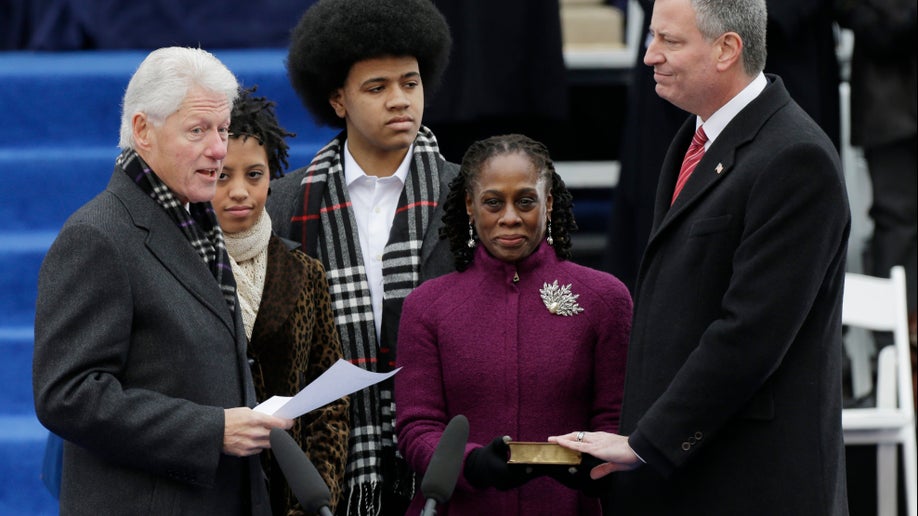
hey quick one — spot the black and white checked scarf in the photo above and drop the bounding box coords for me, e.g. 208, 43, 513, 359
290, 127, 443, 515
117, 148, 237, 314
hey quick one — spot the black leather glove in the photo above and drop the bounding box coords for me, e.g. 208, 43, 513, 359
547, 453, 611, 497
464, 436, 537, 490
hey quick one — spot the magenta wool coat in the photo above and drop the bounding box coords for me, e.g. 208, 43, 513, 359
395, 243, 633, 515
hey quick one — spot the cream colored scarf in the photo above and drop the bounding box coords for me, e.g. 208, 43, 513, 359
223, 209, 272, 340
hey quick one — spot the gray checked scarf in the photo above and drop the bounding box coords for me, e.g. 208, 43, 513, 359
289, 126, 444, 515
117, 148, 236, 314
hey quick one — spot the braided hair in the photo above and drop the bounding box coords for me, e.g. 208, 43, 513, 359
441, 134, 577, 271
229, 86, 295, 179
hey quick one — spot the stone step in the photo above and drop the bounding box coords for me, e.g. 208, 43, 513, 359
561, 4, 625, 49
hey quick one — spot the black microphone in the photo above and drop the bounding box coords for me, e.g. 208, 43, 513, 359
269, 427, 334, 516
420, 414, 470, 516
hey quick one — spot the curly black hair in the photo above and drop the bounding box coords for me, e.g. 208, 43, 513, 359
229, 86, 296, 179
286, 0, 451, 128
441, 134, 578, 271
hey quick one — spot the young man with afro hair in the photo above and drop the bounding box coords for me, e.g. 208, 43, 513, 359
265, 1, 456, 514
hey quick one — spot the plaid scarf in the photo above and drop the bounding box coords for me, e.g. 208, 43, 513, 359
290, 127, 443, 515
117, 148, 237, 314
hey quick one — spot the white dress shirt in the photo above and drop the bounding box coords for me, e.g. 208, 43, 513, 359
694, 72, 768, 148
343, 141, 413, 339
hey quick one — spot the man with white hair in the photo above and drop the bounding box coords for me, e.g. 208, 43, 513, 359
33, 46, 292, 515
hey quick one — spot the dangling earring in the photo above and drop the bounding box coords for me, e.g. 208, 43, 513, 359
546, 217, 554, 246
467, 219, 476, 248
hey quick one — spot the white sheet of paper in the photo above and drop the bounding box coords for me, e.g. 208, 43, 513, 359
253, 358, 400, 419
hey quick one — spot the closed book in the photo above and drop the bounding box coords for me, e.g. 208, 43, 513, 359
506, 442, 581, 465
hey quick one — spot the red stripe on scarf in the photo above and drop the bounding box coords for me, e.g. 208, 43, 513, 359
396, 200, 438, 213
290, 201, 352, 222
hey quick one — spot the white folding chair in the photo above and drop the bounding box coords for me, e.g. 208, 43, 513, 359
841, 265, 917, 516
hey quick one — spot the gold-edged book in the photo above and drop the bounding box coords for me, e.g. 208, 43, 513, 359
506, 441, 581, 465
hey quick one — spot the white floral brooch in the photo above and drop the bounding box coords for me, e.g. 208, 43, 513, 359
540, 280, 584, 316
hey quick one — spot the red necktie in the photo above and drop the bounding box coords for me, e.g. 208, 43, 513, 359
671, 126, 708, 205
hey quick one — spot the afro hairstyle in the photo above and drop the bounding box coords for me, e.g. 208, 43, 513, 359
286, 0, 451, 128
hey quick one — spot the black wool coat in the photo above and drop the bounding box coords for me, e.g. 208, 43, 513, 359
610, 76, 851, 515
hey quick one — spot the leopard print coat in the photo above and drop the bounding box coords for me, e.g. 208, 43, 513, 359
249, 235, 349, 515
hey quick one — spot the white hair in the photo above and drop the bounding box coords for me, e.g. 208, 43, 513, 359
118, 47, 239, 150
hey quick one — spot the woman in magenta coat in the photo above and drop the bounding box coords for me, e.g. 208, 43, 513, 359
395, 134, 633, 515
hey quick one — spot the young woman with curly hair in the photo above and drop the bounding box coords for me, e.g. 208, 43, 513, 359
214, 86, 349, 515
